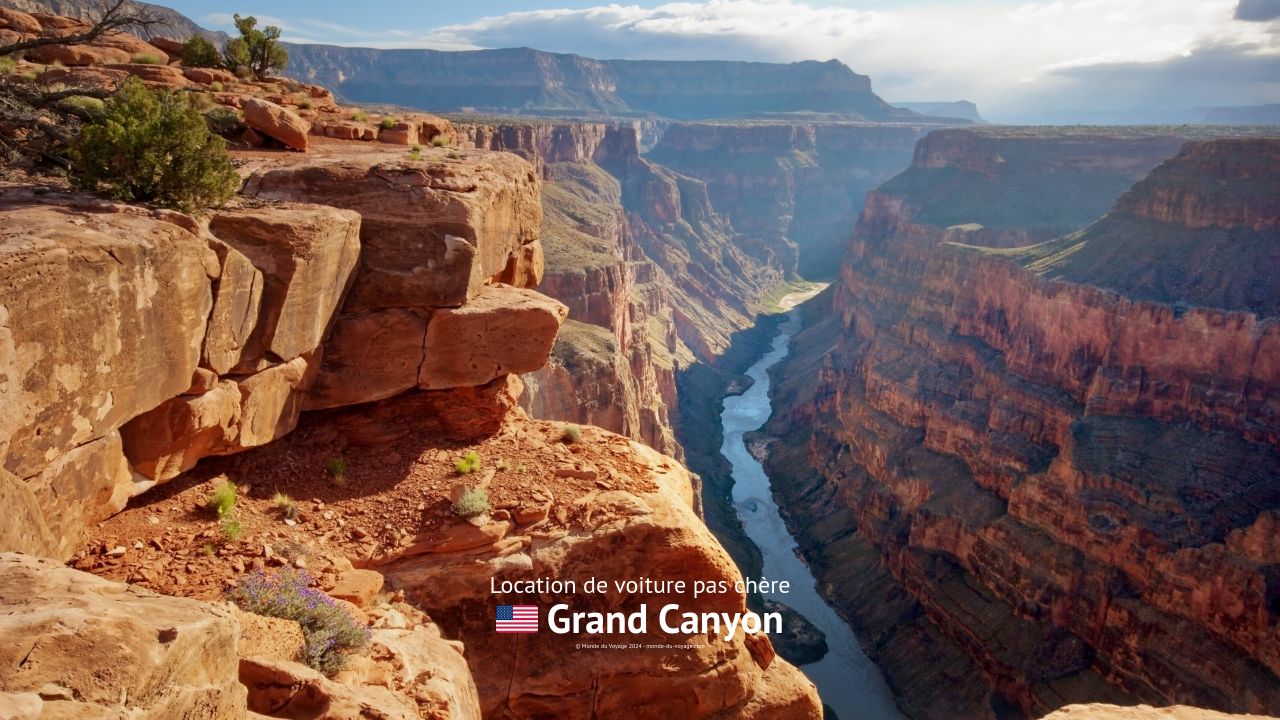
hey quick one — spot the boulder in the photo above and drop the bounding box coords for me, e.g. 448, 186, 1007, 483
371, 625, 483, 720
305, 309, 429, 410
149, 36, 186, 56
234, 607, 305, 663
242, 97, 310, 151
494, 238, 545, 288
202, 240, 264, 375
379, 120, 418, 146
328, 568, 385, 608
243, 154, 542, 311
0, 199, 213, 482
121, 355, 314, 481
208, 203, 361, 371
183, 66, 238, 85
36, 66, 128, 92
419, 284, 567, 389
104, 62, 190, 88
26, 431, 139, 558
0, 553, 245, 719
28, 43, 130, 66
0, 8, 40, 34
239, 657, 417, 720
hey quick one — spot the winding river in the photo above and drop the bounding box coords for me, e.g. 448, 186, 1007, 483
720, 295, 904, 719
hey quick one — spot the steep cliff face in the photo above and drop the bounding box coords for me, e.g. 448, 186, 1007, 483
647, 122, 930, 278
766, 135, 1280, 718
457, 121, 789, 458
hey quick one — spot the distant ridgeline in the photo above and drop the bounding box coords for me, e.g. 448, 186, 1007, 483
0, 0, 952, 122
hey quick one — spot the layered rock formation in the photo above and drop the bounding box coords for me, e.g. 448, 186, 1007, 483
766, 132, 1280, 718
457, 120, 797, 459
647, 122, 930, 278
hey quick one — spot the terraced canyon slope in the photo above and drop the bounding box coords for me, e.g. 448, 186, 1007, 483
765, 130, 1280, 719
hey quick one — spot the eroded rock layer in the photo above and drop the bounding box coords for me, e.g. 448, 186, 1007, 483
766, 132, 1280, 719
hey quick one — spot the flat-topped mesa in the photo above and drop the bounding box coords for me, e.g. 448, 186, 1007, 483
457, 122, 614, 176
766, 135, 1280, 718
242, 151, 566, 409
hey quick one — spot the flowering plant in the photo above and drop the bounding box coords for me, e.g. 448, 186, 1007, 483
230, 568, 370, 673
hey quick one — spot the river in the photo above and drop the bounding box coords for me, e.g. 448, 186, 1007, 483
719, 293, 905, 719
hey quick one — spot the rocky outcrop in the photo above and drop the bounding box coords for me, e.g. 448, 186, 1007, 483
242, 152, 560, 409
766, 134, 1280, 718
0, 553, 245, 719
1040, 706, 1278, 720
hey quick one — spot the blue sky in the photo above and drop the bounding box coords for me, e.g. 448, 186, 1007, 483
163, 0, 1280, 122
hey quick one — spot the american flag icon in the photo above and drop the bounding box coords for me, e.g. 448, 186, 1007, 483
496, 604, 539, 633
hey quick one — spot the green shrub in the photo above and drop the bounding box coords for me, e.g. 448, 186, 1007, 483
207, 482, 237, 518
298, 98, 312, 110
560, 424, 582, 444
230, 569, 370, 674
0, 56, 16, 75
223, 14, 287, 80
209, 80, 224, 92
189, 91, 214, 111
452, 486, 489, 518
447, 150, 461, 160
203, 106, 242, 135
351, 109, 368, 122
273, 492, 299, 520
408, 145, 421, 161
131, 53, 164, 65
58, 95, 105, 115
454, 451, 481, 474
325, 457, 347, 486
430, 134, 450, 147
220, 516, 244, 541
180, 35, 222, 69
70, 78, 239, 213
379, 116, 396, 130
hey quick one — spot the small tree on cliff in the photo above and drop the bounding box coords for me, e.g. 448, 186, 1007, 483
69, 77, 240, 213
222, 14, 287, 80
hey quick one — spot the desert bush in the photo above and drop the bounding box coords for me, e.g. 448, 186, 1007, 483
454, 451, 481, 474
180, 35, 222, 68
298, 98, 312, 110
220, 516, 244, 541
189, 91, 214, 111
409, 145, 421, 161
207, 481, 237, 518
379, 116, 396, 130
209, 80, 224, 92
430, 134, 450, 147
351, 109, 368, 122
57, 95, 104, 116
0, 56, 16, 75
230, 569, 370, 673
447, 150, 460, 160
203, 106, 242, 135
69, 78, 238, 213
273, 492, 299, 520
560, 424, 582, 444
452, 486, 489, 518
131, 52, 163, 65
223, 14, 287, 80
325, 457, 347, 486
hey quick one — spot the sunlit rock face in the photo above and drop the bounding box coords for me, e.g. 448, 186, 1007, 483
766, 132, 1280, 719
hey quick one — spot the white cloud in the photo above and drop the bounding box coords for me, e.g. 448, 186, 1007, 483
201, 0, 1280, 121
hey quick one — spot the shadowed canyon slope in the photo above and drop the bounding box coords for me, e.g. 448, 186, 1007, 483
766, 130, 1280, 719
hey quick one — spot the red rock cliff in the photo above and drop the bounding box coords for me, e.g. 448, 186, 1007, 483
767, 132, 1280, 719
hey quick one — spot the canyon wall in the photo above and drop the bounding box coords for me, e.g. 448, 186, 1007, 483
766, 131, 1280, 719
647, 122, 929, 278
457, 120, 796, 460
